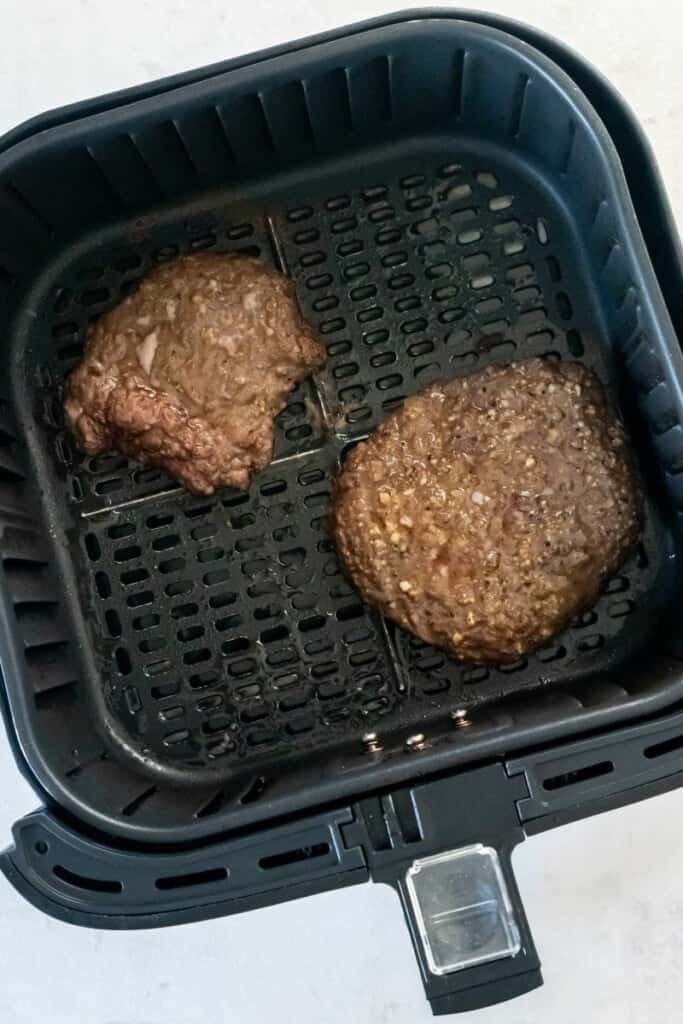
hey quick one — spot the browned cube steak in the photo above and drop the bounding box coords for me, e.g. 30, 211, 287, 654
64, 254, 325, 495
331, 358, 643, 663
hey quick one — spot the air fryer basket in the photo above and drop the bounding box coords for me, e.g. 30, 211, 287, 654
1, 17, 683, 847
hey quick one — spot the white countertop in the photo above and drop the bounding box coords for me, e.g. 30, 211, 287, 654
1, 2, 682, 1021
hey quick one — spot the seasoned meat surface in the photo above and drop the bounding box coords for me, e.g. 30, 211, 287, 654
331, 358, 642, 663
64, 254, 325, 495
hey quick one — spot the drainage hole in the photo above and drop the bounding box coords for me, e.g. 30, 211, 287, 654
259, 842, 330, 871
542, 760, 613, 791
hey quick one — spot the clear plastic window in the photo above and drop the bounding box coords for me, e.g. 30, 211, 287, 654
405, 844, 521, 976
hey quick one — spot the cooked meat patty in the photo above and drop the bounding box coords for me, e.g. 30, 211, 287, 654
64, 253, 325, 495
331, 358, 642, 663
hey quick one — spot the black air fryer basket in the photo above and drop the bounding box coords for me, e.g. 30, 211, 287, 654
2, 9, 683, 1015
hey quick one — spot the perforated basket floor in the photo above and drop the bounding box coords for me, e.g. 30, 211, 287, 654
16, 141, 673, 787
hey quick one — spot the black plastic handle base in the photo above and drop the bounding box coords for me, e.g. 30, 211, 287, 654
430, 971, 542, 1016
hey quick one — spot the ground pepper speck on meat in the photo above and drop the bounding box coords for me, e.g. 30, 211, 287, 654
331, 358, 643, 663
64, 253, 325, 495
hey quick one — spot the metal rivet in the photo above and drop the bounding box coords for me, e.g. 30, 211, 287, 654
405, 733, 426, 751
451, 708, 472, 728
362, 731, 383, 753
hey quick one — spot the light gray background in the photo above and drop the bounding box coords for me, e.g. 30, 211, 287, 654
1, 1, 683, 1021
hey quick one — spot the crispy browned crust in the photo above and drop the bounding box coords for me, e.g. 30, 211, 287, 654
331, 358, 642, 663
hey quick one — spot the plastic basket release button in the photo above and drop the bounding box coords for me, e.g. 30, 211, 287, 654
405, 844, 521, 976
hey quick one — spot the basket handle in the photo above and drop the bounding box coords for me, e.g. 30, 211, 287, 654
345, 765, 541, 1014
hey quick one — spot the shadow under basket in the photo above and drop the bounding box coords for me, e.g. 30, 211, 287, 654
1, 17, 683, 843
